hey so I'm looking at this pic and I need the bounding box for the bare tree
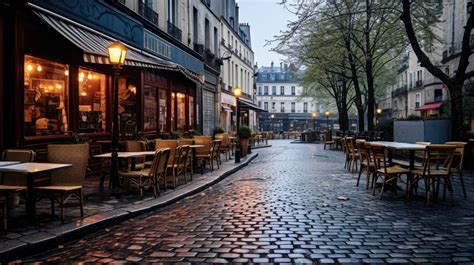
[400,0,473,139]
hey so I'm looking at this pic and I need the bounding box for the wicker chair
[119,148,170,199]
[194,136,213,173]
[0,149,35,231]
[125,140,147,170]
[215,133,231,161]
[178,138,194,180]
[167,145,190,188]
[36,144,89,224]
[155,140,178,189]
[345,137,359,173]
[410,144,456,204]
[212,140,222,169]
[356,140,374,190]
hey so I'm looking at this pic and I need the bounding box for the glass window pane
[189,95,194,130]
[119,78,137,136]
[24,55,69,136]
[159,89,167,133]
[177,92,186,130]
[78,69,107,132]
[144,86,157,131]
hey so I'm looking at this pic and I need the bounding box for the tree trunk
[347,47,365,131]
[366,58,375,131]
[450,83,464,140]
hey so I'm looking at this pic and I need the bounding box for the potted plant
[238,125,252,157]
[213,127,224,138]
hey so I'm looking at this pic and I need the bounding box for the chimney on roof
[271,61,274,69]
[280,62,283,71]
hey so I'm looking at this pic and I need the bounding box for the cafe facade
[0,0,209,160]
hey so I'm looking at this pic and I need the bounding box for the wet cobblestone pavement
[23,140,474,263]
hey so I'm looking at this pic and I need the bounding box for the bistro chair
[155,140,178,189]
[194,136,213,173]
[215,133,231,161]
[356,140,374,190]
[212,140,222,169]
[345,137,359,173]
[125,140,147,169]
[409,144,456,205]
[369,143,410,199]
[0,149,36,231]
[178,138,195,179]
[36,144,89,224]
[119,148,170,199]
[322,132,335,150]
[167,145,190,188]
[444,142,467,198]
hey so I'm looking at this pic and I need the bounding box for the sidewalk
[0,153,258,262]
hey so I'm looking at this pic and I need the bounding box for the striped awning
[33,9,204,84]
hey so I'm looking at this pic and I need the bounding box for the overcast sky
[238,0,296,68]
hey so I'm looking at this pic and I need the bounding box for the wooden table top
[0,161,20,167]
[371,141,426,150]
[94,151,157,158]
[0,162,72,174]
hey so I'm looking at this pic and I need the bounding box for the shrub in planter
[213,127,224,138]
[238,125,252,156]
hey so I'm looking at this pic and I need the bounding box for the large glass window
[78,69,107,132]
[280,86,285,95]
[272,86,276,95]
[189,95,195,129]
[159,89,167,132]
[119,78,137,136]
[177,92,186,130]
[171,92,176,130]
[144,86,157,131]
[24,55,69,136]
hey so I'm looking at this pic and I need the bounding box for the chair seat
[0,185,27,192]
[377,166,410,174]
[361,161,375,168]
[325,141,335,144]
[120,169,151,177]
[36,185,82,191]
[411,169,450,176]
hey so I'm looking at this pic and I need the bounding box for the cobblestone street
[23,140,474,263]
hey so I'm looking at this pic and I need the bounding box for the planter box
[394,119,451,144]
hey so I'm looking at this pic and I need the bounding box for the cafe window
[24,55,69,136]
[177,92,186,130]
[78,69,107,132]
[119,78,137,136]
[144,86,158,131]
[171,92,176,130]
[159,89,167,132]
[189,95,195,129]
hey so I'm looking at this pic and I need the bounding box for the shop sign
[221,93,236,106]
[144,29,172,59]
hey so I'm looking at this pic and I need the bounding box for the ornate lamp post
[234,87,241,163]
[312,112,317,130]
[107,41,127,194]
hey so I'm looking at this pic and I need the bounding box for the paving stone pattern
[23,140,474,263]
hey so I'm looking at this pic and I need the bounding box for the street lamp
[376,107,382,125]
[107,41,127,195]
[234,87,242,163]
[270,113,275,132]
[312,112,317,130]
[325,111,331,132]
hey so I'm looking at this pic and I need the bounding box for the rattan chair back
[155,140,178,166]
[47,144,89,186]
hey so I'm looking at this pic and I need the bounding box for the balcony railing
[415,80,423,88]
[392,86,407,97]
[138,1,159,26]
[193,43,204,56]
[167,21,182,42]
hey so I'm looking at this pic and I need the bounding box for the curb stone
[0,153,258,263]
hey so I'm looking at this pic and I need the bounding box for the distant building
[256,62,321,132]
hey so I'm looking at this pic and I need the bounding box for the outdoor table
[94,151,156,171]
[0,162,72,220]
[189,145,204,172]
[0,161,20,167]
[371,141,427,199]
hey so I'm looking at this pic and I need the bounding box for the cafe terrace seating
[194,136,214,173]
[119,148,170,199]
[35,144,89,224]
[322,132,335,150]
[167,145,191,189]
[445,142,467,198]
[409,144,456,205]
[178,138,195,180]
[368,143,410,199]
[125,140,147,170]
[215,133,231,161]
